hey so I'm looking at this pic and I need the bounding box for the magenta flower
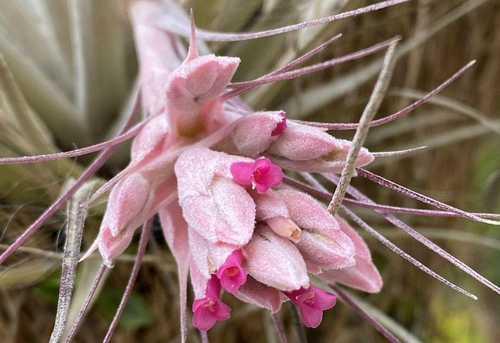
[216,250,248,294]
[230,158,284,193]
[285,286,337,328]
[192,276,231,331]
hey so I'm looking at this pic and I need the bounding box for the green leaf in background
[474,139,500,205]
[96,288,153,331]
[34,273,61,305]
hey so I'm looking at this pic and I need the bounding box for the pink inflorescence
[0,0,388,334]
[1,1,497,341]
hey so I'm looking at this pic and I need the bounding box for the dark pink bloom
[230,158,283,193]
[216,250,248,294]
[192,276,231,331]
[285,286,337,328]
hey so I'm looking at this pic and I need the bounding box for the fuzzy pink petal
[159,201,189,262]
[333,139,375,169]
[179,196,221,243]
[277,188,340,235]
[166,73,197,113]
[166,55,239,136]
[296,231,355,271]
[175,147,252,192]
[176,148,256,245]
[234,278,285,313]
[185,58,220,96]
[269,123,340,161]
[211,177,256,245]
[131,115,170,162]
[188,228,211,278]
[104,173,150,237]
[270,156,343,173]
[254,191,290,220]
[98,227,135,266]
[244,226,309,291]
[96,175,176,266]
[319,217,383,293]
[175,148,220,197]
[195,55,240,101]
[274,139,374,173]
[168,54,240,105]
[230,111,286,157]
[190,262,211,299]
[181,187,255,246]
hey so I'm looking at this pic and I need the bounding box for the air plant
[0,0,498,342]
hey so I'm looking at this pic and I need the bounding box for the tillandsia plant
[0,0,499,342]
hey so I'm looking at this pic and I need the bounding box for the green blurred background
[0,0,498,342]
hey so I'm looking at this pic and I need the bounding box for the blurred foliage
[0,0,499,342]
[95,288,154,331]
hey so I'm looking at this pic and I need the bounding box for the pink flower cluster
[86,1,381,332]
